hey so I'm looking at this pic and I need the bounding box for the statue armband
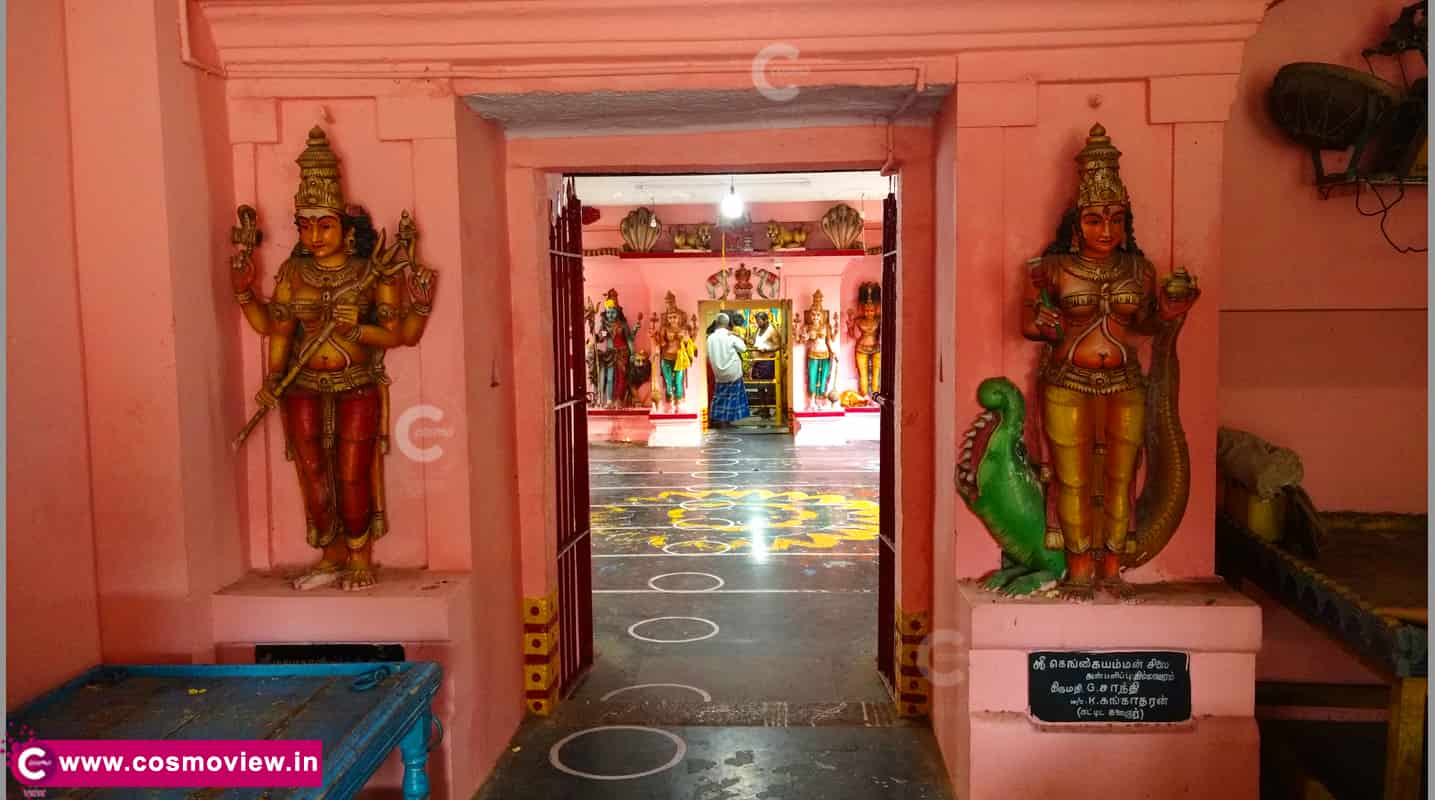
[268,301,294,323]
[376,303,400,323]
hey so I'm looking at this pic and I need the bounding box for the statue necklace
[300,256,366,290]
[1064,252,1129,284]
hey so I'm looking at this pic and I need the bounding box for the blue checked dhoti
[709,379,750,423]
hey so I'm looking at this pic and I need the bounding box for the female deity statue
[649,292,698,413]
[795,290,836,410]
[586,290,641,407]
[845,282,882,402]
[228,126,437,591]
[1021,123,1199,595]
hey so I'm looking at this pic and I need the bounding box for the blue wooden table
[7,661,442,799]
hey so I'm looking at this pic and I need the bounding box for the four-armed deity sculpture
[649,292,698,412]
[956,123,1199,598]
[795,290,837,410]
[585,290,642,408]
[228,126,437,592]
[844,282,882,403]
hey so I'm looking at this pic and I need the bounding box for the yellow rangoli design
[593,488,878,552]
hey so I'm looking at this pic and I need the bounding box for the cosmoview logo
[752,43,803,102]
[14,743,55,783]
[395,404,453,463]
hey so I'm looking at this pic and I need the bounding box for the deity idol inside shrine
[578,173,890,443]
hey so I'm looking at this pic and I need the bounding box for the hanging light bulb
[649,194,659,228]
[720,177,744,220]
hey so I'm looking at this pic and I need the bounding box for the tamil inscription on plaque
[1028,650,1192,724]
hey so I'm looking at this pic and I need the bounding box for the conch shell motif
[820,204,864,250]
[620,207,662,252]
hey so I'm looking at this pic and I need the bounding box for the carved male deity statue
[844,282,882,402]
[228,126,437,591]
[649,292,698,413]
[795,290,836,410]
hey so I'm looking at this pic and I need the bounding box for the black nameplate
[1028,651,1191,723]
[255,643,405,664]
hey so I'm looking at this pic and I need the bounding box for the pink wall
[454,105,526,790]
[63,0,241,663]
[1220,0,1427,512]
[929,89,961,785]
[6,0,104,708]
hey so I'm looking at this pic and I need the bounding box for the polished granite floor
[476,431,953,799]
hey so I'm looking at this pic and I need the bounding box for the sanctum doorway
[487,115,944,796]
[551,170,902,716]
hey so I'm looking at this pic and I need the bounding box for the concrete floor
[476,431,953,799]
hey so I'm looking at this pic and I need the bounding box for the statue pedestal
[791,410,848,446]
[648,411,702,447]
[943,580,1260,800]
[842,405,881,441]
[212,569,479,800]
[587,408,654,444]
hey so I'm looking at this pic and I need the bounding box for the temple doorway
[560,170,900,716]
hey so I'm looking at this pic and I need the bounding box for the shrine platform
[587,407,654,444]
[648,410,703,447]
[212,570,479,800]
[942,580,1261,799]
[843,405,882,441]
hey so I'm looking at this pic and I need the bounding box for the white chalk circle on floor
[707,434,741,443]
[684,484,737,493]
[704,447,742,455]
[689,470,739,479]
[695,458,740,467]
[679,499,735,511]
[661,539,733,555]
[647,572,725,593]
[671,516,737,531]
[627,616,721,643]
[600,683,713,703]
[548,726,687,781]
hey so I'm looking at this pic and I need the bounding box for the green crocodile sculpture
[956,378,1066,595]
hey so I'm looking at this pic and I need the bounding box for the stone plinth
[944,580,1261,799]
[649,411,702,447]
[843,405,881,441]
[212,570,477,800]
[587,408,654,444]
[792,410,849,446]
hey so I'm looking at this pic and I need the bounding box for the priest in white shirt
[705,313,750,429]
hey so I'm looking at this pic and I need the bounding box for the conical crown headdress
[663,291,681,314]
[294,126,345,214]
[1074,123,1129,209]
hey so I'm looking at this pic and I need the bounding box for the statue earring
[1069,229,1080,254]
[344,230,356,255]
